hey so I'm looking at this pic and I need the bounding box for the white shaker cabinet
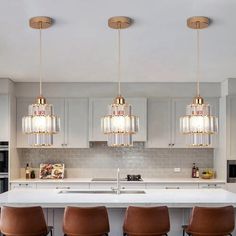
[16,97,65,148]
[146,98,191,148]
[47,98,65,148]
[146,97,219,148]
[146,98,172,148]
[65,98,89,148]
[89,97,147,142]
[0,95,9,141]
[171,98,192,148]
[227,96,236,159]
[16,97,33,147]
[17,97,89,148]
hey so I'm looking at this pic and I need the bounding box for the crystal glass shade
[180,101,218,146]
[22,99,60,146]
[101,98,139,147]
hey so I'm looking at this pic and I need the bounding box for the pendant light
[180,16,218,146]
[22,17,60,146]
[101,16,139,147]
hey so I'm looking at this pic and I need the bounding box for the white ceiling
[0,0,236,83]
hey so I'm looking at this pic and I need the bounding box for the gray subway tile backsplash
[20,142,213,178]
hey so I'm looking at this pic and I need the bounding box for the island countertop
[1,188,236,208]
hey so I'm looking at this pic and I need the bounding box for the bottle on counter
[195,167,199,178]
[192,163,196,178]
[30,170,36,179]
[25,163,30,179]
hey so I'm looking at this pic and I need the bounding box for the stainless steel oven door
[227,160,236,183]
[0,173,8,193]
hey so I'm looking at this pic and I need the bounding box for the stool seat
[183,206,234,236]
[123,206,170,236]
[63,206,110,236]
[0,206,52,236]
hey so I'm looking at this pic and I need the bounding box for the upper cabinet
[0,95,9,141]
[146,98,171,148]
[65,98,89,148]
[16,97,89,148]
[89,97,147,142]
[16,95,218,149]
[227,96,236,159]
[146,97,219,148]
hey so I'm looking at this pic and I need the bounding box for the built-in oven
[0,173,8,192]
[0,142,8,192]
[0,141,8,173]
[227,160,236,183]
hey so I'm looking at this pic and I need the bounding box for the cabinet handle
[56,186,70,189]
[172,144,175,146]
[165,186,180,189]
[168,144,171,147]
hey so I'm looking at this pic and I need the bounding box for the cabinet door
[172,97,219,148]
[36,183,89,189]
[127,98,147,141]
[0,95,9,141]
[17,98,65,148]
[205,97,219,148]
[10,183,37,189]
[89,97,147,142]
[47,98,65,148]
[17,97,34,147]
[89,98,110,141]
[198,183,225,189]
[145,183,198,189]
[172,98,192,148]
[66,98,89,148]
[146,98,171,148]
[228,96,236,159]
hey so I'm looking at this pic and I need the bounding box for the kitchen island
[1,188,236,236]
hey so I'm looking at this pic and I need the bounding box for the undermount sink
[58,190,146,194]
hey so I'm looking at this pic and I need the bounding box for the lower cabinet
[145,183,198,189]
[36,183,90,189]
[10,183,37,189]
[10,182,225,190]
[89,183,117,189]
[198,183,225,189]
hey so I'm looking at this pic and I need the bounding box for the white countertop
[10,178,226,184]
[0,188,234,208]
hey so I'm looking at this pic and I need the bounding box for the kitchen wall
[19,143,213,178]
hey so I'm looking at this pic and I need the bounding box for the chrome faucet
[111,168,122,194]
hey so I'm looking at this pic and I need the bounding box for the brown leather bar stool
[183,205,235,236]
[123,206,170,236]
[0,206,53,236]
[63,206,110,236]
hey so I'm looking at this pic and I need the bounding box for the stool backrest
[187,205,235,236]
[0,206,48,236]
[63,206,110,236]
[123,206,170,236]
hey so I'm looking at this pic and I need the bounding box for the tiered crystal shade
[22,102,60,146]
[101,101,139,147]
[180,102,218,146]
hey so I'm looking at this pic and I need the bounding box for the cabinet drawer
[121,183,146,189]
[145,183,198,189]
[10,183,37,189]
[198,183,225,189]
[89,183,116,189]
[36,183,89,189]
